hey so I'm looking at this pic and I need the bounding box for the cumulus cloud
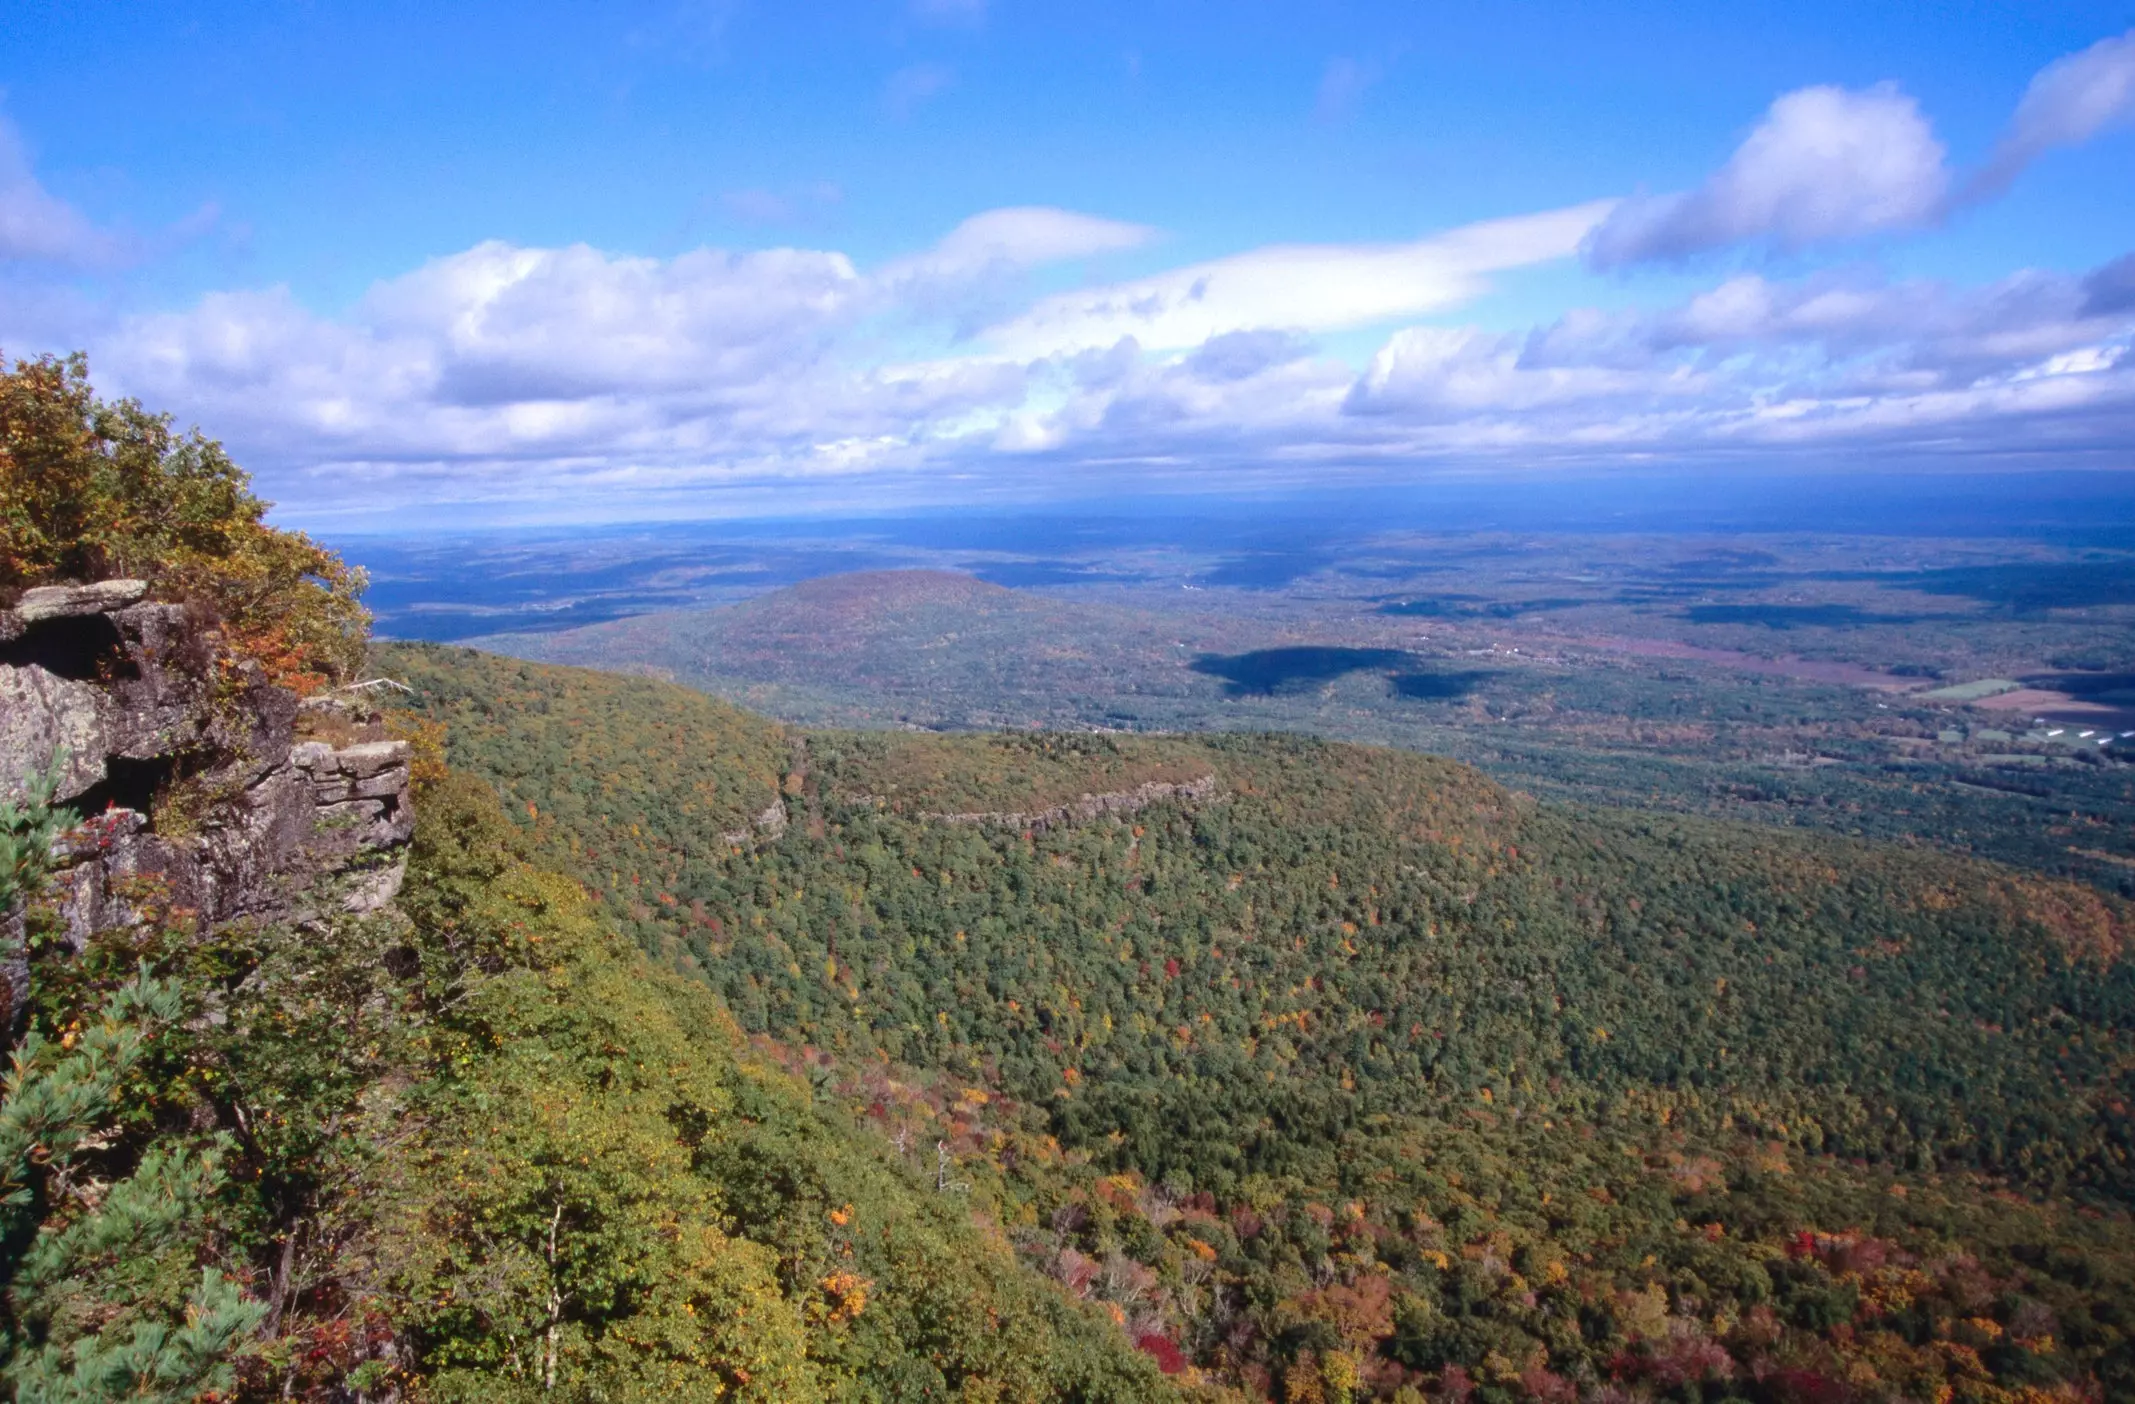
[0,117,133,267]
[1185,329,1314,382]
[99,239,885,492]
[1398,262,2132,451]
[1587,84,1948,266]
[2084,253,2135,317]
[871,206,1157,336]
[1002,255,2135,478]
[60,212,2135,517]
[893,206,1155,279]
[980,201,1616,357]
[1590,32,2135,266]
[1971,28,2135,199]
[92,206,1159,485]
[357,241,862,404]
[1348,325,1663,416]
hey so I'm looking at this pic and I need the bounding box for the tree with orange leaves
[0,352,368,694]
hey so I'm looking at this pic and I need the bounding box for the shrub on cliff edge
[0,352,368,692]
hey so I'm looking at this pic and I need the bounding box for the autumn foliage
[0,351,368,692]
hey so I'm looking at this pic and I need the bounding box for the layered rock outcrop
[1,582,411,1028]
[911,775,1222,834]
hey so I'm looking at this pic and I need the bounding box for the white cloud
[86,208,1166,501]
[980,201,1616,358]
[1587,84,1949,266]
[57,210,2135,518]
[1971,28,2135,198]
[1008,259,2135,475]
[1348,325,1669,416]
[100,240,882,488]
[870,206,1158,338]
[896,206,1156,278]
[0,117,132,267]
[1185,329,1314,382]
[1588,32,2135,266]
[358,240,861,403]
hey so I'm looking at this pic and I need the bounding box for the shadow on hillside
[1191,647,1414,695]
[1389,669,1492,701]
[967,560,1149,588]
[1190,647,1488,703]
[1805,561,2135,614]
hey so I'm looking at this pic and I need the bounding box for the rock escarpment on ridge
[1,581,412,1028]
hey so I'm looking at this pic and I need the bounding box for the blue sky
[2,1,2133,524]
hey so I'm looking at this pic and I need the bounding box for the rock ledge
[2,581,412,1028]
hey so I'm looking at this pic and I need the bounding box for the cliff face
[0,581,411,1028]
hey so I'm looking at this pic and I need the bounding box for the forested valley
[381,641,2135,1403]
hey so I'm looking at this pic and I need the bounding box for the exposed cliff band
[858,774,1223,834]
[0,581,413,1029]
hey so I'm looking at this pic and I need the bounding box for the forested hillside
[6,762,1167,1401]
[463,565,2135,901]
[383,641,2135,1402]
[376,644,792,964]
[476,569,1201,730]
[0,355,1165,1402]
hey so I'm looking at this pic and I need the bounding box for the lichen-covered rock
[721,800,790,847]
[1,590,214,803]
[0,663,107,800]
[0,581,413,983]
[12,579,150,622]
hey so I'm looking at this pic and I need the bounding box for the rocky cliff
[907,774,1222,833]
[1,581,411,1029]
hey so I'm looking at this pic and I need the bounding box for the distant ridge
[713,569,1045,637]
[470,568,1210,728]
[758,568,1018,611]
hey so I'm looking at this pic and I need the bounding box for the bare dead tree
[935,1140,969,1195]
